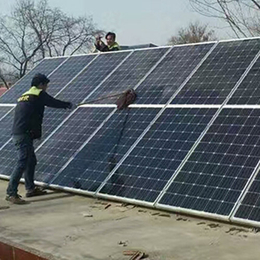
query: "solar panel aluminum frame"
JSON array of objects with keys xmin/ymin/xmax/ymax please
[
  {"xmin": 218, "ymin": 36, "xmax": 260, "ymax": 43},
  {"xmin": 154, "ymin": 49, "xmax": 260, "ymax": 222},
  {"xmin": 0, "ymin": 104, "xmax": 16, "ymax": 107},
  {"xmin": 95, "ymin": 45, "xmax": 171, "ymax": 54},
  {"xmin": 95, "ymin": 43, "xmax": 219, "ymax": 205}
]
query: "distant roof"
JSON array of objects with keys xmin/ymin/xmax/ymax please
[
  {"xmin": 0, "ymin": 88, "xmax": 7, "ymax": 97},
  {"xmin": 120, "ymin": 43, "xmax": 158, "ymax": 50}
]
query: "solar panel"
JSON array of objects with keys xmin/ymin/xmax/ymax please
[
  {"xmin": 56, "ymin": 51, "xmax": 131, "ymax": 104},
  {"xmin": 98, "ymin": 107, "xmax": 217, "ymax": 203},
  {"xmin": 228, "ymin": 57, "xmax": 260, "ymax": 104},
  {"xmin": 158, "ymin": 108, "xmax": 260, "ymax": 217},
  {"xmin": 172, "ymin": 39, "xmax": 260, "ymax": 104},
  {"xmin": 35, "ymin": 107, "xmax": 114, "ymax": 183},
  {"xmin": 134, "ymin": 43, "xmax": 215, "ymax": 104},
  {"xmin": 87, "ymin": 48, "xmax": 170, "ymax": 103},
  {"xmin": 0, "ymin": 57, "xmax": 67, "ymax": 103},
  {"xmin": 44, "ymin": 55, "xmax": 97, "ymax": 97},
  {"xmin": 50, "ymin": 108, "xmax": 160, "ymax": 193}
]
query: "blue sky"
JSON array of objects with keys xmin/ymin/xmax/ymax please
[{"xmin": 0, "ymin": 0, "xmax": 233, "ymax": 46}]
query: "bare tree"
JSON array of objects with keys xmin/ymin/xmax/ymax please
[
  {"xmin": 0, "ymin": 0, "xmax": 101, "ymax": 86},
  {"xmin": 189, "ymin": 0, "xmax": 260, "ymax": 38},
  {"xmin": 168, "ymin": 21, "xmax": 217, "ymax": 45}
]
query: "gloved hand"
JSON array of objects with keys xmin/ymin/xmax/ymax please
[{"xmin": 67, "ymin": 102, "xmax": 77, "ymax": 110}]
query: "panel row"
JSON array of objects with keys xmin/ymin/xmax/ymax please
[
  {"xmin": 1, "ymin": 103, "xmax": 260, "ymax": 225},
  {"xmin": 1, "ymin": 38, "xmax": 260, "ymax": 107}
]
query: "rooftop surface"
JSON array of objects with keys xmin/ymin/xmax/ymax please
[{"xmin": 0, "ymin": 180, "xmax": 260, "ymax": 260}]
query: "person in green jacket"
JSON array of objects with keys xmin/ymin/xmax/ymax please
[{"xmin": 95, "ymin": 32, "xmax": 121, "ymax": 52}]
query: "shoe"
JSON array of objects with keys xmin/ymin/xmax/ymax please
[
  {"xmin": 5, "ymin": 194, "xmax": 27, "ymax": 204},
  {"xmin": 26, "ymin": 187, "xmax": 47, "ymax": 197}
]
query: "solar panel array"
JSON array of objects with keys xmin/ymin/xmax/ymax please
[{"xmin": 1, "ymin": 38, "xmax": 260, "ymax": 227}]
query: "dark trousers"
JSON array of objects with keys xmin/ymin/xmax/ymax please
[{"xmin": 6, "ymin": 134, "xmax": 37, "ymax": 196}]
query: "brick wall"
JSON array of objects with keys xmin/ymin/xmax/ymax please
[{"xmin": 0, "ymin": 241, "xmax": 48, "ymax": 260}]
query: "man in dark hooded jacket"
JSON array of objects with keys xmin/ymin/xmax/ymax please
[{"xmin": 6, "ymin": 73, "xmax": 74, "ymax": 204}]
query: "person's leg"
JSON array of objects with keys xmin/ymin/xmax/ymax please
[
  {"xmin": 24, "ymin": 140, "xmax": 47, "ymax": 197},
  {"xmin": 24, "ymin": 139, "xmax": 36, "ymax": 192},
  {"xmin": 6, "ymin": 135, "xmax": 29, "ymax": 203}
]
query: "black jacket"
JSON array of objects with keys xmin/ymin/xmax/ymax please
[{"xmin": 12, "ymin": 86, "xmax": 71, "ymax": 139}]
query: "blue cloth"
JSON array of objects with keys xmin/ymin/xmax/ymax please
[{"xmin": 6, "ymin": 134, "xmax": 36, "ymax": 196}]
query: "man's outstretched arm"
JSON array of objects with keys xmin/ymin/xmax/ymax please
[{"xmin": 40, "ymin": 91, "xmax": 72, "ymax": 109}]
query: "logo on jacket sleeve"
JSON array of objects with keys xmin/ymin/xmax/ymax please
[{"xmin": 18, "ymin": 95, "xmax": 29, "ymax": 102}]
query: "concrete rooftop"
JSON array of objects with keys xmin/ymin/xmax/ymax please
[{"xmin": 0, "ymin": 179, "xmax": 260, "ymax": 260}]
